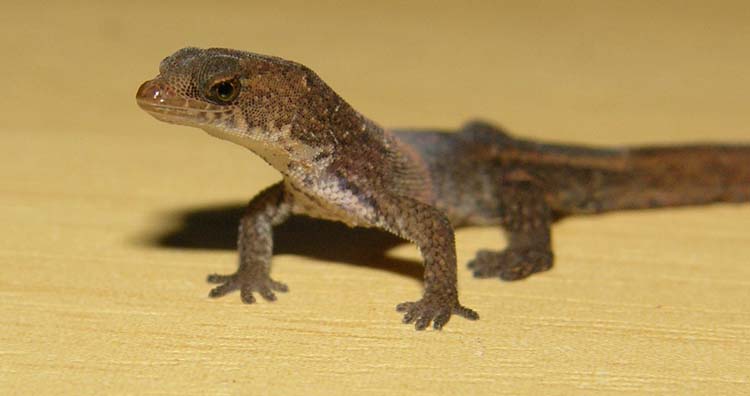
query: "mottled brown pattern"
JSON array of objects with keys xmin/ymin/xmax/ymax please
[
  {"xmin": 206, "ymin": 182, "xmax": 291, "ymax": 303},
  {"xmin": 137, "ymin": 47, "xmax": 750, "ymax": 330}
]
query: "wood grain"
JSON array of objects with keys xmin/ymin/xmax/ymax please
[{"xmin": 1, "ymin": 1, "xmax": 749, "ymax": 394}]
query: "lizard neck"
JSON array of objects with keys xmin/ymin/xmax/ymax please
[
  {"xmin": 201, "ymin": 122, "xmax": 301, "ymax": 172},
  {"xmin": 200, "ymin": 83, "xmax": 432, "ymax": 204},
  {"xmin": 305, "ymin": 104, "xmax": 434, "ymax": 203}
]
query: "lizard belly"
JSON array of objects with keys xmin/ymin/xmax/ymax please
[{"xmin": 284, "ymin": 179, "xmax": 376, "ymax": 228}]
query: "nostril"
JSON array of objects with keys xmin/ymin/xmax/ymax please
[
  {"xmin": 136, "ymin": 80, "xmax": 159, "ymax": 100},
  {"xmin": 151, "ymin": 88, "xmax": 163, "ymax": 102},
  {"xmin": 136, "ymin": 80, "xmax": 175, "ymax": 109},
  {"xmin": 135, "ymin": 79, "xmax": 193, "ymax": 114}
]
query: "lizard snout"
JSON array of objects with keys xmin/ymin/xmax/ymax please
[{"xmin": 136, "ymin": 79, "xmax": 178, "ymax": 109}]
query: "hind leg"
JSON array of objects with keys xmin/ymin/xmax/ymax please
[{"xmin": 468, "ymin": 176, "xmax": 553, "ymax": 281}]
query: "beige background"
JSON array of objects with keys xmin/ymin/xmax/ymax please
[{"xmin": 1, "ymin": 1, "xmax": 749, "ymax": 394}]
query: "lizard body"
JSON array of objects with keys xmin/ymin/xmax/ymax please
[{"xmin": 137, "ymin": 47, "xmax": 750, "ymax": 330}]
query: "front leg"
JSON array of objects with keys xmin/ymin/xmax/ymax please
[
  {"xmin": 207, "ymin": 182, "xmax": 292, "ymax": 303},
  {"xmin": 468, "ymin": 175, "xmax": 554, "ymax": 280},
  {"xmin": 378, "ymin": 195, "xmax": 479, "ymax": 330}
]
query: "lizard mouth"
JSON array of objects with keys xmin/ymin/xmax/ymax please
[{"xmin": 136, "ymin": 78, "xmax": 228, "ymax": 125}]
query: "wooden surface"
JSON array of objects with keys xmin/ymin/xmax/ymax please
[{"xmin": 1, "ymin": 1, "xmax": 749, "ymax": 394}]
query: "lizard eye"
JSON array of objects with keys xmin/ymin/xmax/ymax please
[{"xmin": 209, "ymin": 79, "xmax": 239, "ymax": 103}]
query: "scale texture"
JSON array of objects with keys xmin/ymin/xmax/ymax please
[{"xmin": 1, "ymin": 1, "xmax": 749, "ymax": 394}]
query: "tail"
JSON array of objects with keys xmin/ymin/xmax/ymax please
[{"xmin": 599, "ymin": 145, "xmax": 750, "ymax": 211}]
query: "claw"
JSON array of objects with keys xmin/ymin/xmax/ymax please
[
  {"xmin": 208, "ymin": 281, "xmax": 237, "ymax": 298},
  {"xmin": 206, "ymin": 273, "xmax": 233, "ymax": 284},
  {"xmin": 433, "ymin": 312, "xmax": 451, "ymax": 329},
  {"xmin": 415, "ymin": 316, "xmax": 430, "ymax": 330},
  {"xmin": 269, "ymin": 280, "xmax": 289, "ymax": 292},
  {"xmin": 454, "ymin": 305, "xmax": 480, "ymax": 320},
  {"xmin": 239, "ymin": 285, "xmax": 257, "ymax": 303},
  {"xmin": 259, "ymin": 288, "xmax": 277, "ymax": 301}
]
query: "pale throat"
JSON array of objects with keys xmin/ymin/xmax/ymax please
[{"xmin": 200, "ymin": 121, "xmax": 333, "ymax": 175}]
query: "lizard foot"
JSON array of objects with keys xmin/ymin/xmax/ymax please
[
  {"xmin": 468, "ymin": 248, "xmax": 553, "ymax": 281},
  {"xmin": 206, "ymin": 271, "xmax": 288, "ymax": 303},
  {"xmin": 396, "ymin": 297, "xmax": 479, "ymax": 330}
]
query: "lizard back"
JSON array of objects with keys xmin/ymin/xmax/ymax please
[{"xmin": 394, "ymin": 121, "xmax": 750, "ymax": 225}]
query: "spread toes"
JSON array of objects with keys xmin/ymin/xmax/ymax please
[
  {"xmin": 397, "ymin": 298, "xmax": 479, "ymax": 330},
  {"xmin": 206, "ymin": 272, "xmax": 288, "ymax": 303}
]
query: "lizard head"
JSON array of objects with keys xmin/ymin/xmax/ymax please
[{"xmin": 137, "ymin": 47, "xmax": 350, "ymax": 170}]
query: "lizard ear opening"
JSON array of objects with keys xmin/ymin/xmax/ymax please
[{"xmin": 208, "ymin": 78, "xmax": 240, "ymax": 104}]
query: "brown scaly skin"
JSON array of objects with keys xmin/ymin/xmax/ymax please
[{"xmin": 137, "ymin": 47, "xmax": 750, "ymax": 330}]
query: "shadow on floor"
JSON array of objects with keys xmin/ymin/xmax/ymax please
[{"xmin": 144, "ymin": 203, "xmax": 422, "ymax": 280}]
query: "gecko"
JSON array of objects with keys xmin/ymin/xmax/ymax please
[{"xmin": 136, "ymin": 47, "xmax": 750, "ymax": 330}]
